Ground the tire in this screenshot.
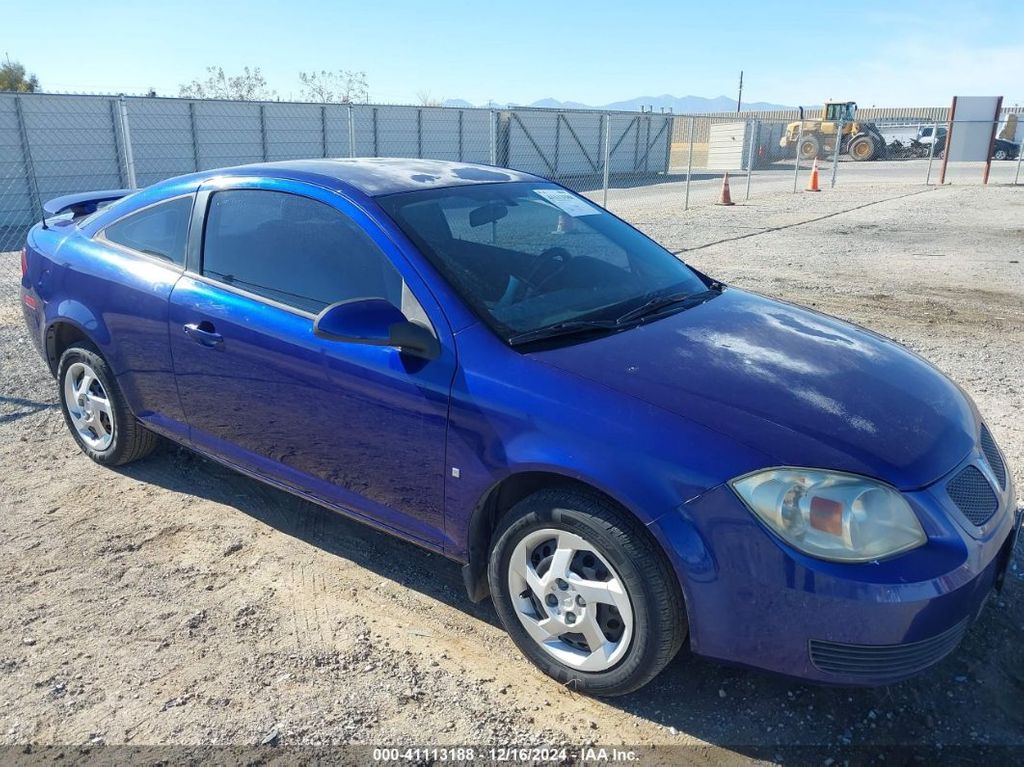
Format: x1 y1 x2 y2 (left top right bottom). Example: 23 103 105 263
993 148 1008 161
798 134 821 161
487 488 686 696
57 342 158 466
848 134 877 161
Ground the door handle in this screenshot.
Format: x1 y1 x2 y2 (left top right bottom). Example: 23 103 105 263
183 321 224 347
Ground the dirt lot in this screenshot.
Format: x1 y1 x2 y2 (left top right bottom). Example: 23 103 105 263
0 183 1021 761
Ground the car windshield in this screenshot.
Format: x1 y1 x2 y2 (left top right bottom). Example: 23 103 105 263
377 182 710 342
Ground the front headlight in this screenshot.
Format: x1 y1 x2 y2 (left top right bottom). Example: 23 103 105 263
730 468 926 562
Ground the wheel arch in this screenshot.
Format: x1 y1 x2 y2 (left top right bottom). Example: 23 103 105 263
44 314 106 377
460 469 677 605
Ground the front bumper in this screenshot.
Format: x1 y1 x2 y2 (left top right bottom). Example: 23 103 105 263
653 453 1019 685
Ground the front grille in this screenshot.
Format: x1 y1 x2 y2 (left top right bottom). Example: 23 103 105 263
947 465 999 526
809 618 969 679
980 425 1007 490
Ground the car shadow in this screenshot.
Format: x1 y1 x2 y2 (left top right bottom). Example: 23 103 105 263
116 442 503 629
116 442 1022 757
0 395 58 425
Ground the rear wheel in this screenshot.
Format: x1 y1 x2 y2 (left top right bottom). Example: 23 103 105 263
487 488 686 696
57 343 158 466
993 148 1008 161
798 134 821 161
848 134 877 161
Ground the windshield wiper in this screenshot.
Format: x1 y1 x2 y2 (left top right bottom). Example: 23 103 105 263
613 287 720 326
508 285 722 348
508 319 621 347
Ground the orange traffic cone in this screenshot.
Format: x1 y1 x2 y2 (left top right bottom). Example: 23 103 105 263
806 159 821 192
716 172 735 206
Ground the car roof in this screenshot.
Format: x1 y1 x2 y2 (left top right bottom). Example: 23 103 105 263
191 158 546 198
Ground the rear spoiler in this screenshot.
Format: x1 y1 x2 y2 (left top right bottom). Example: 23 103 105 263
42 188 133 228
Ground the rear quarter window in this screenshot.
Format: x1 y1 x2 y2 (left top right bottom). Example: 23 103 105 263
101 196 193 265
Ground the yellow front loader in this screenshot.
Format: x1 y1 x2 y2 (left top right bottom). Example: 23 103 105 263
779 102 886 161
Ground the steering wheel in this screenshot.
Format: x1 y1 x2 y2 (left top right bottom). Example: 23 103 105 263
522 247 572 294
496 247 573 307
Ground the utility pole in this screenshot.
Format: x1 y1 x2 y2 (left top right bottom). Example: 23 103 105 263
737 70 743 113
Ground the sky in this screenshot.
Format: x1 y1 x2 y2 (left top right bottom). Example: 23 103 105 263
4 0 1023 107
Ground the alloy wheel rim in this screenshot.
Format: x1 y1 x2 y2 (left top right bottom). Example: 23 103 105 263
508 528 634 672
64 361 114 451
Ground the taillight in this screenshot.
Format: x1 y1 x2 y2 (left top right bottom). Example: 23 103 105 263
20 246 28 277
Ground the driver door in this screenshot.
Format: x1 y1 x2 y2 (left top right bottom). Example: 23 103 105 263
168 179 456 546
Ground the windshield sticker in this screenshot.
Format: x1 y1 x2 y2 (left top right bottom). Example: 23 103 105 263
534 188 601 216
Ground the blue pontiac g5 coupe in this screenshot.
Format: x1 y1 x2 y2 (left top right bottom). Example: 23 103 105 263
20 159 1019 695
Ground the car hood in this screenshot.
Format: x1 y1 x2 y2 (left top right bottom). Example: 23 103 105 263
531 289 976 490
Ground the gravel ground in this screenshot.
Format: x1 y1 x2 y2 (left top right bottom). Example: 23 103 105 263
0 183 1021 762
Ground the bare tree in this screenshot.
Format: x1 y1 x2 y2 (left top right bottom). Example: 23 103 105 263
179 66 275 100
298 70 368 104
416 90 445 107
0 56 39 92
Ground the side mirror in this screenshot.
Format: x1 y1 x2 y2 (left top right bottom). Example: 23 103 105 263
313 298 440 360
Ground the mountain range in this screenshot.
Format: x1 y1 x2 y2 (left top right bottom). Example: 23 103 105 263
442 94 794 113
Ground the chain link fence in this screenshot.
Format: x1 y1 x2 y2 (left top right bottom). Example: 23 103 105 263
3 92 1023 263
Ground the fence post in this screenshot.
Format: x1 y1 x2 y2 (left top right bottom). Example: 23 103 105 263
829 119 842 189
109 99 126 188
347 104 356 158
1014 132 1023 185
372 107 379 157
259 104 268 162
554 113 561 175
14 95 42 222
684 116 694 210
745 119 757 200
489 109 497 166
458 110 464 162
644 115 652 172
189 102 201 171
321 105 328 158
792 121 804 193
925 122 938 185
602 114 611 208
416 108 423 159
117 95 138 190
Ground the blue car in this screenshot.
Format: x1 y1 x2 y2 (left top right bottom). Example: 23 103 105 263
19 159 1019 695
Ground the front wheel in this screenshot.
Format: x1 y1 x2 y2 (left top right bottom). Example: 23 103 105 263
487 489 686 696
993 148 1008 161
848 134 877 161
57 343 158 466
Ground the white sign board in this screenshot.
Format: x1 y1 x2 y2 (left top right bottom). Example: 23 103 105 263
945 96 1001 162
